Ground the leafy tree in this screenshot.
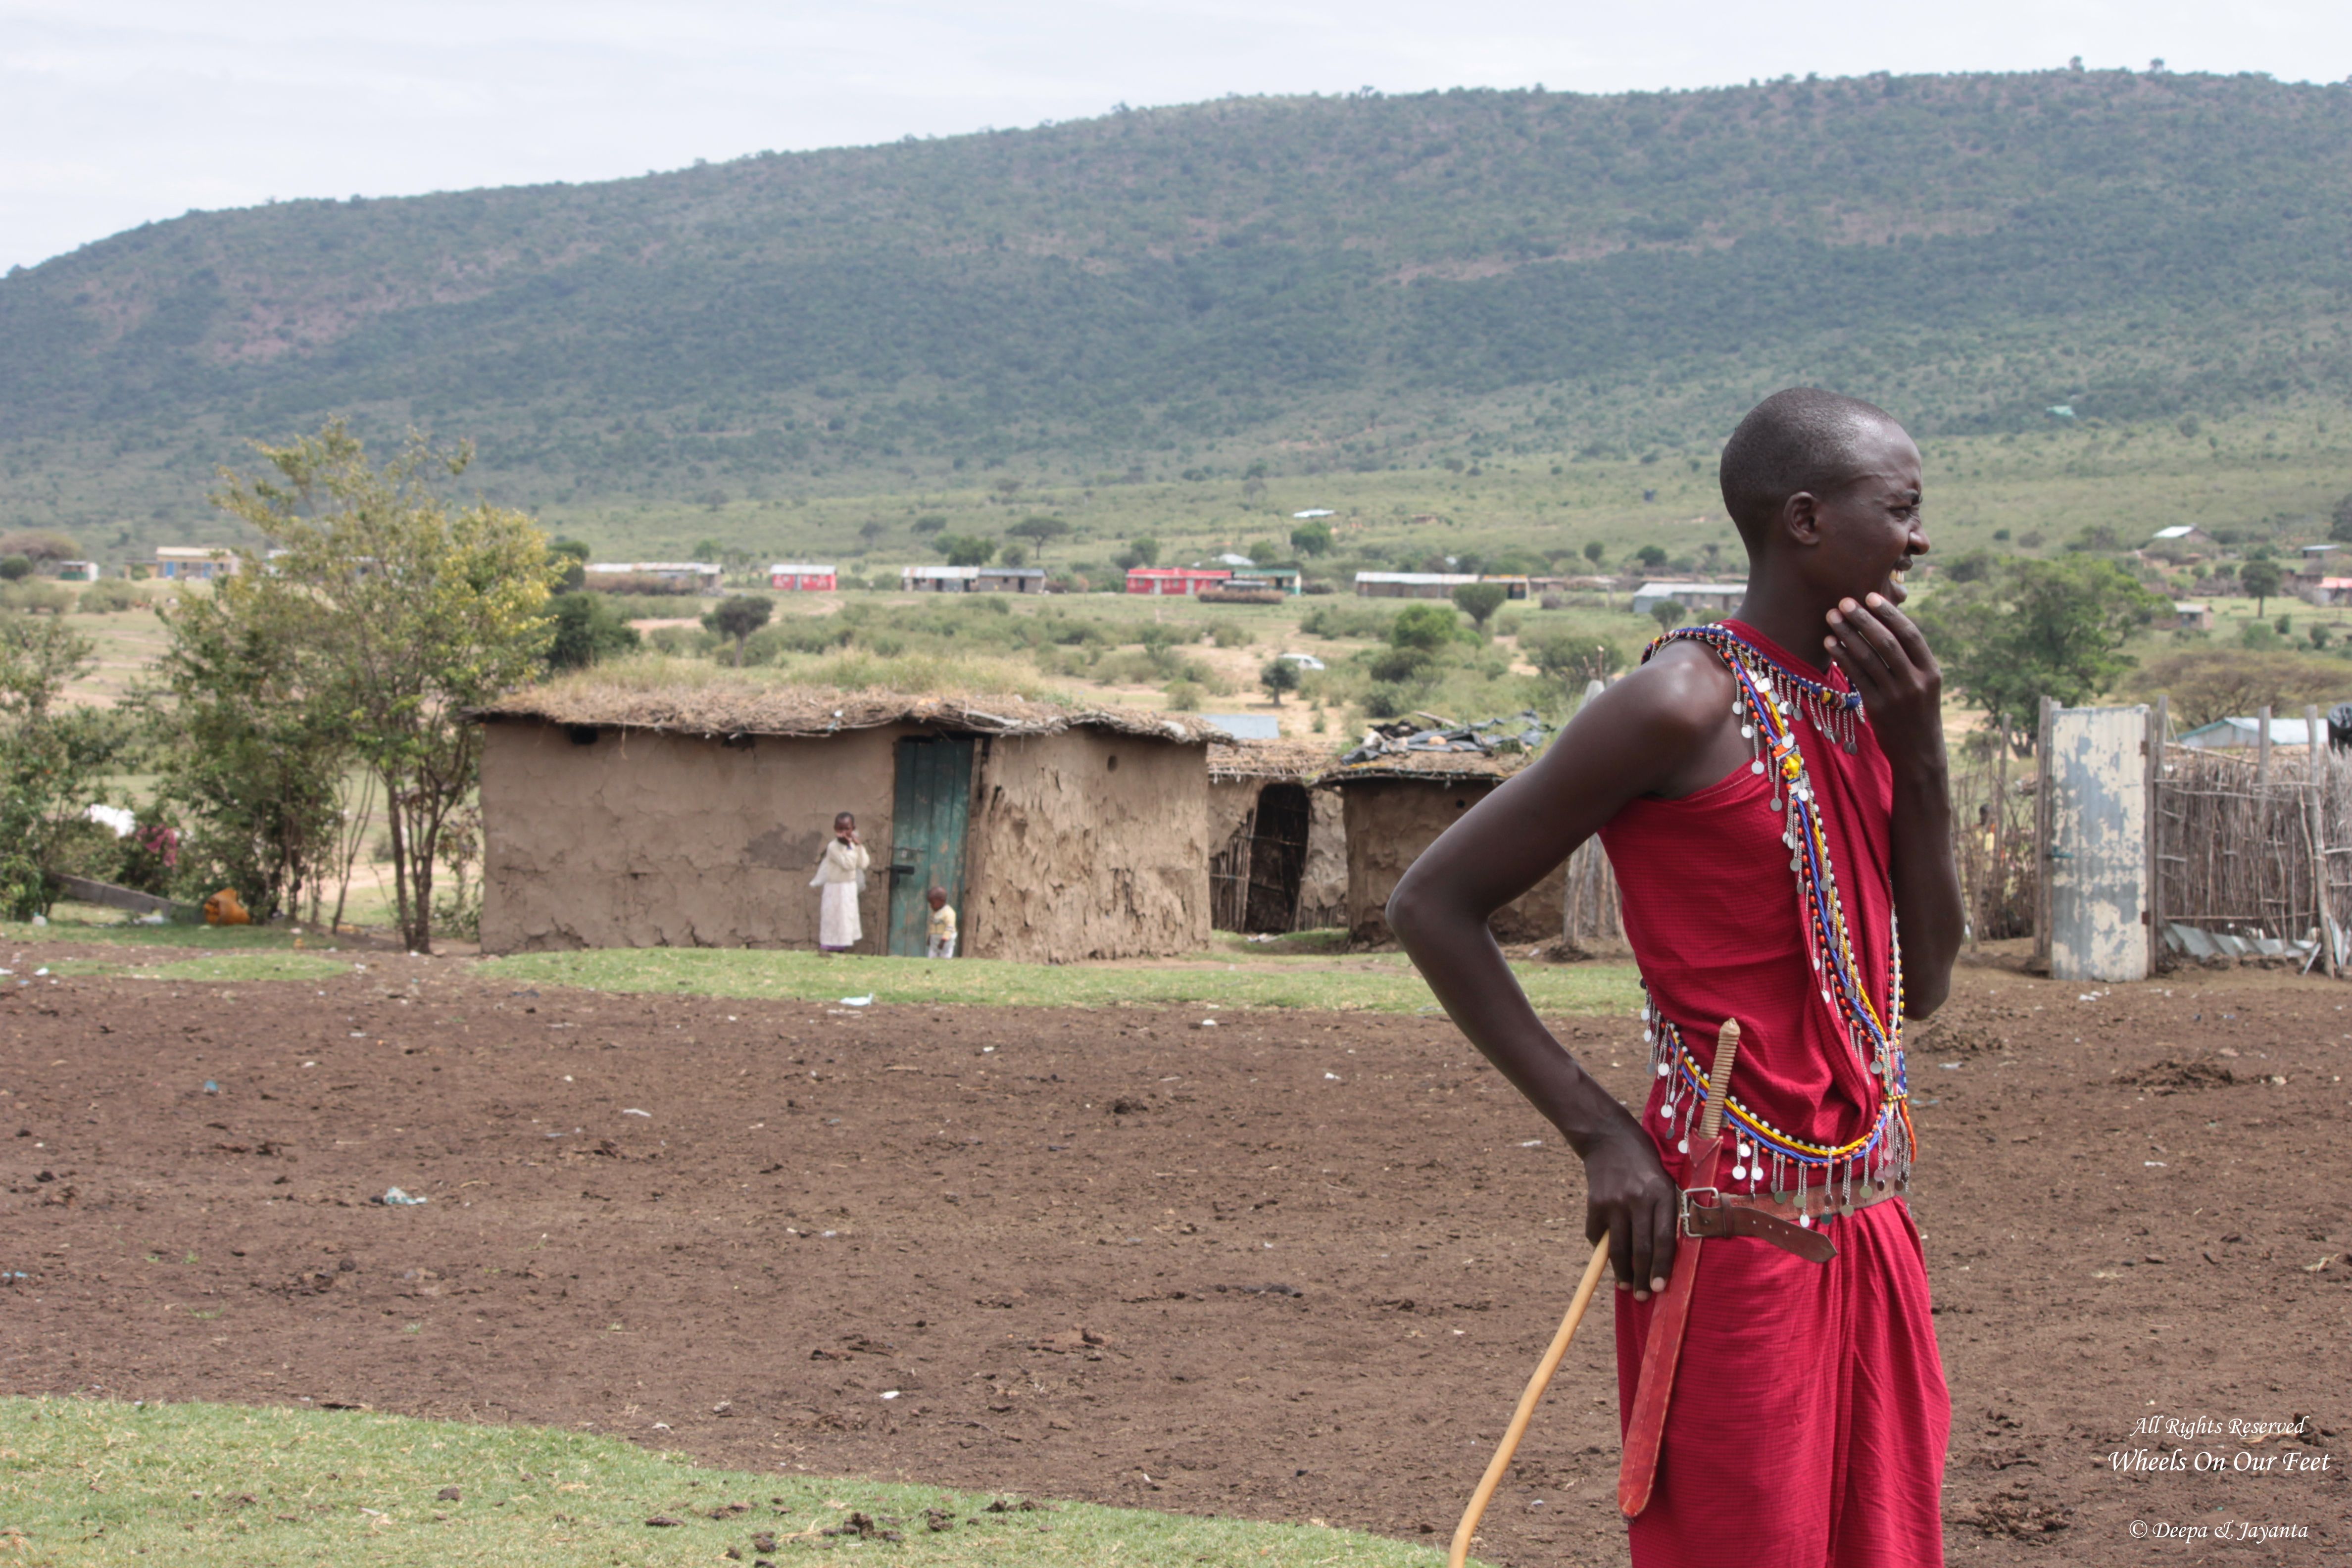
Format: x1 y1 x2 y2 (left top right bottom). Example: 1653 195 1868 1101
912 514 948 536
152 582 351 923
1290 519 1333 557
2127 650 2351 727
1259 655 1301 704
999 542 1030 568
2330 492 2352 545
1918 555 2164 742
2239 557 2283 615
0 530 79 565
1583 541 1608 566
690 537 724 560
0 556 30 583
1007 515 1073 559
701 594 773 666
1451 581 1508 630
857 518 888 548
1114 536 1161 570
1635 544 1668 570
1649 599 1687 632
547 591 643 670
938 534 998 567
210 419 561 953
0 618 125 918
548 536 591 590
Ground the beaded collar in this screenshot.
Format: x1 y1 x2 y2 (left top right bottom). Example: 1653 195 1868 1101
1632 622 1914 1221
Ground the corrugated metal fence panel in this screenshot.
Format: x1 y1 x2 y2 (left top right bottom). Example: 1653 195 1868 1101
2048 704 2150 982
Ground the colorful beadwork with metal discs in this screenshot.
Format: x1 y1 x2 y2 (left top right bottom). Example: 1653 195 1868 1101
1634 623 1916 1218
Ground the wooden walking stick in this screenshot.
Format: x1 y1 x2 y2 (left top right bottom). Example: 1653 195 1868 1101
1446 1234 1611 1568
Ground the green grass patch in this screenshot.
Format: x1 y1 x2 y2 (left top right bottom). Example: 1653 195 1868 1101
475 945 1640 1017
0 1396 1462 1567
43 952 355 984
0 909 305 950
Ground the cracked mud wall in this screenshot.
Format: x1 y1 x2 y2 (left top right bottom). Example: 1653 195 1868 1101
963 732 1209 962
1298 789 1348 931
479 721 898 954
1338 777 1564 946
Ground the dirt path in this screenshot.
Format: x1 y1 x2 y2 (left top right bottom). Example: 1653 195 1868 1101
0 957 2344 1564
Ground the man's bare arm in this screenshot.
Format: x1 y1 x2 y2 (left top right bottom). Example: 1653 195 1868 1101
1823 593 1962 1017
1386 649 1736 1298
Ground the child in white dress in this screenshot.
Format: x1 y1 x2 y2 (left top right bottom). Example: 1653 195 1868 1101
810 812 869 953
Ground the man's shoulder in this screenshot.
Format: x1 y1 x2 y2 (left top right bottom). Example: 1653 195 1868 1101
1601 640 1739 740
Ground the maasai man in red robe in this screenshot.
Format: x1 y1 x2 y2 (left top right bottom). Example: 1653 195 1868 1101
1391 388 1962 1567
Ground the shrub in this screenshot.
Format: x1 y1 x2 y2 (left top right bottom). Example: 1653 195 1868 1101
77 579 141 613
0 581 74 614
1367 645 1432 684
545 592 642 670
1390 602 1463 652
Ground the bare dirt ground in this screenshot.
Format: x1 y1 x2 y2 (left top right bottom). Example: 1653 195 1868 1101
1 952 2345 1565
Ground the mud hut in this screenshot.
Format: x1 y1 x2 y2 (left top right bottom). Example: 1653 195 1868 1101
474 684 1225 962
1320 750 1565 946
1206 738 1348 933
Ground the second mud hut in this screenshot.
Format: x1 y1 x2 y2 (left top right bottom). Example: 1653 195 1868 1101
1207 738 1348 933
1321 749 1566 946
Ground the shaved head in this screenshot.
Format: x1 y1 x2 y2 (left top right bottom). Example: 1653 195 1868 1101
1719 388 1907 548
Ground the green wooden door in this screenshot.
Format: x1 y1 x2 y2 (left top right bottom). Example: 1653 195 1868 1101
886 735 976 956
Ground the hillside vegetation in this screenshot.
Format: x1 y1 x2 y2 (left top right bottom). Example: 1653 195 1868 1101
3 68 2351 553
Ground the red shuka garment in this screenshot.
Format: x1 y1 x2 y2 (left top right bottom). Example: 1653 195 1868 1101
1598 619 1951 1568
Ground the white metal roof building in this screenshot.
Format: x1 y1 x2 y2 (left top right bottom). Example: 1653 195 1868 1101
2176 716 2319 749
1629 580 1746 616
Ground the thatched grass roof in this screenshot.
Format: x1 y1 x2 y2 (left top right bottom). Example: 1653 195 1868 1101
1318 748 1528 784
1207 737 1346 781
479 670 1227 744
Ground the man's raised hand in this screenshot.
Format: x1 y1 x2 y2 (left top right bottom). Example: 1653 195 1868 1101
1823 593 1942 763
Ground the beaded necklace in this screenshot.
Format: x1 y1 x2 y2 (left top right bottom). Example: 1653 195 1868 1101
1633 622 1916 1221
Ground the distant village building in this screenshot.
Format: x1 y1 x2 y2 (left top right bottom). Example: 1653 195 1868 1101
2147 525 2213 548
475 689 1226 961
768 563 837 591
1225 567 1304 596
587 561 723 592
1353 571 1477 599
2313 580 2352 608
2164 600 2214 630
53 560 101 582
1351 572 1532 600
153 546 240 581
1630 581 1746 617
902 564 1045 593
2177 715 2320 750
1127 567 1231 596
1319 750 1566 945
903 565 979 592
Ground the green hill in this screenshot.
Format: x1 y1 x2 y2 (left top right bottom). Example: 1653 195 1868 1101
4 67 2351 551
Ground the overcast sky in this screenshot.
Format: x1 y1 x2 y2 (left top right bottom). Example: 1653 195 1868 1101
6 0 2350 272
